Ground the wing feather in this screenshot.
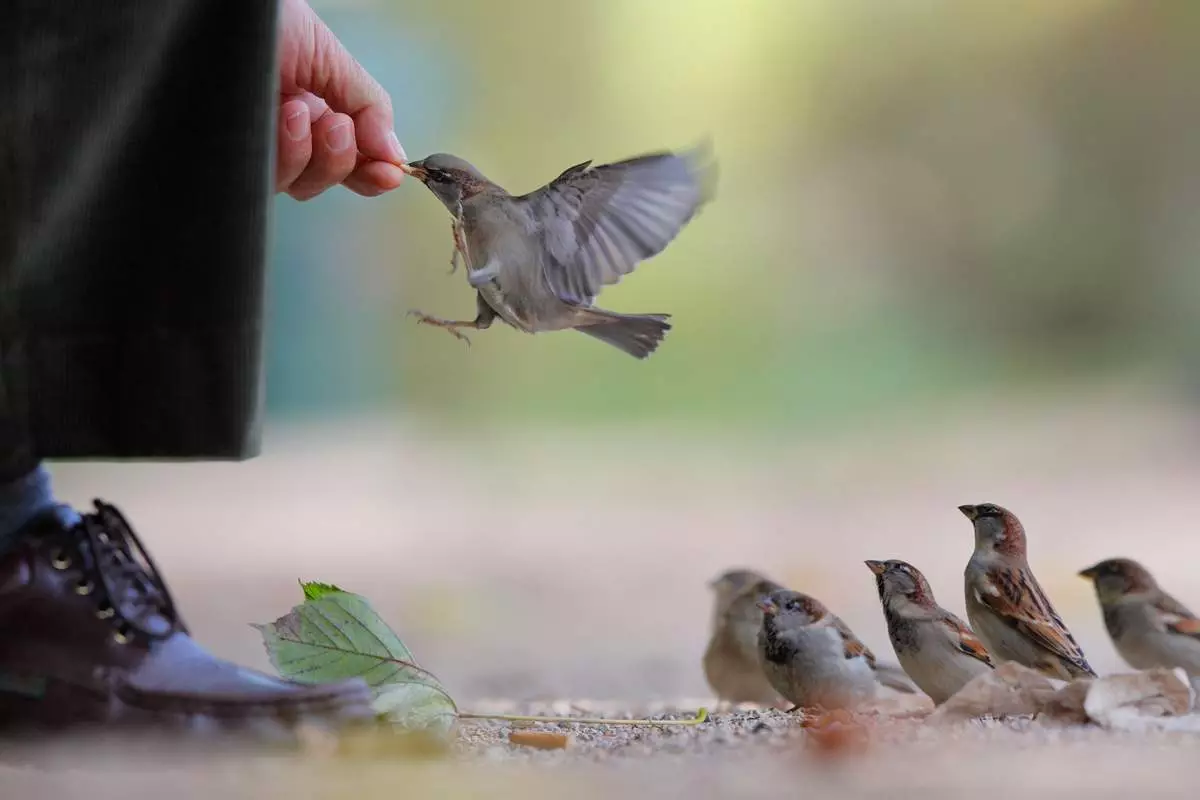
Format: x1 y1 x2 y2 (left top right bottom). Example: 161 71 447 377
1153 592 1200 639
978 568 1094 674
937 614 995 667
516 148 714 305
829 614 877 668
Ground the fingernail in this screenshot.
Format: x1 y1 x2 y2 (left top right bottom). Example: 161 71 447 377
328 121 353 152
387 131 407 162
285 106 309 141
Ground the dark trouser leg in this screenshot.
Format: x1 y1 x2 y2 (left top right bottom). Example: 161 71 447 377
1 0 277 460
0 1 374 736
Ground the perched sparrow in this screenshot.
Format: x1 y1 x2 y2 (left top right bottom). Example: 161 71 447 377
1079 558 1200 678
702 569 786 705
959 503 1096 680
865 559 994 704
400 147 713 359
756 589 919 711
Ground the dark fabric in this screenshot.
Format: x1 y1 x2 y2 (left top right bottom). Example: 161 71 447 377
0 0 281 472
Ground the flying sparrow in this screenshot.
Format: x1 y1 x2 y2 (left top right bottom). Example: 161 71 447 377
756 589 919 711
702 569 786 706
1079 558 1200 678
865 559 994 704
959 503 1096 680
399 147 714 359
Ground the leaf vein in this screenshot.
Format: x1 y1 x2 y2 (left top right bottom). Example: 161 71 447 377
329 596 405 658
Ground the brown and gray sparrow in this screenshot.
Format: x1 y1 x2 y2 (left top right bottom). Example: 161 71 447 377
702 569 785 705
866 559 994 704
960 503 1096 680
1079 558 1200 678
757 589 919 711
400 148 713 358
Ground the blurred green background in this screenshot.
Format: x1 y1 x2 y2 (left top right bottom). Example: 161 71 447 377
265 0 1200 435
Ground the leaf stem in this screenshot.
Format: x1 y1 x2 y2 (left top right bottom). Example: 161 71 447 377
457 707 709 726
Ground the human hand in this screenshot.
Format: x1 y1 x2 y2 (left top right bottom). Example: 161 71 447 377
274 0 406 200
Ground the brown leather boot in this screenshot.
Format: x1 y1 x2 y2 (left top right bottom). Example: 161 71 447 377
0 500 374 738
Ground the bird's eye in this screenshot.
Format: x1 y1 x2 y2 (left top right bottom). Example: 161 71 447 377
430 169 452 183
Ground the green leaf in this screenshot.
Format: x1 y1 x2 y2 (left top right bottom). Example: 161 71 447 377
254 585 457 738
300 580 346 601
371 683 458 739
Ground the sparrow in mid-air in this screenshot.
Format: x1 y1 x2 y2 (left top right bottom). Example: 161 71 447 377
865 559 994 704
400 147 714 359
959 503 1096 680
1079 558 1200 678
702 569 786 706
756 589 920 711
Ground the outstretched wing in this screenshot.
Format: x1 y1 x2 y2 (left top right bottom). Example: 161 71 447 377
515 148 713 305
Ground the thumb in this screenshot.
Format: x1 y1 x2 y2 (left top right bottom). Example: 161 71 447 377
291 2 406 165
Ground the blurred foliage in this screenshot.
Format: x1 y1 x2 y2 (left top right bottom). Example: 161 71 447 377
267 0 1200 431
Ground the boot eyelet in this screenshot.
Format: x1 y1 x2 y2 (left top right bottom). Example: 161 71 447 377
96 605 115 619
75 580 94 596
50 551 71 570
113 629 131 645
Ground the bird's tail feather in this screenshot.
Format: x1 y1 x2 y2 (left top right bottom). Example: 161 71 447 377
574 310 672 359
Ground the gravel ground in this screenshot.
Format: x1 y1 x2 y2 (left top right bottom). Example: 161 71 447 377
7 702 1200 799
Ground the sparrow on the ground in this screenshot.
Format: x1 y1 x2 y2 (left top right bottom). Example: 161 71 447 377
702 569 786 705
756 589 919 711
865 559 994 704
400 147 714 359
1079 558 1200 678
959 503 1096 680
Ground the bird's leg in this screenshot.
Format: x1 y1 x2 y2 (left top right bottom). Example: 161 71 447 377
447 201 469 275
407 293 496 346
448 220 464 275
466 257 500 289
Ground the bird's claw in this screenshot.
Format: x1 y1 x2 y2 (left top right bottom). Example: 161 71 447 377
406 309 473 347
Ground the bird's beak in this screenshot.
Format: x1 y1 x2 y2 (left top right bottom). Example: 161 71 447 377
1078 565 1099 581
957 504 979 521
756 597 778 616
399 161 428 181
864 560 886 576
